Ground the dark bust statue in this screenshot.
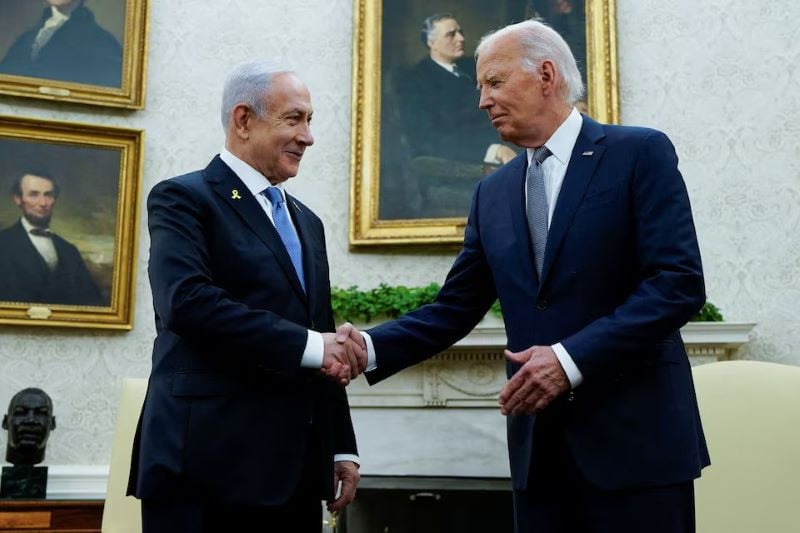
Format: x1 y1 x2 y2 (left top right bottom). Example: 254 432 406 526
2 388 56 466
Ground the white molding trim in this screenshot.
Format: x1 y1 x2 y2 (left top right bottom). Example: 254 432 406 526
451 318 756 353
45 465 109 500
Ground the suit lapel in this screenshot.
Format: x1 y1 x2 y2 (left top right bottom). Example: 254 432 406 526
503 155 540 291
286 194 317 313
205 156 308 303
540 117 606 286
10 222 51 279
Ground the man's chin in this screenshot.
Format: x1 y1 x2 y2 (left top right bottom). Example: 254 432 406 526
23 214 51 228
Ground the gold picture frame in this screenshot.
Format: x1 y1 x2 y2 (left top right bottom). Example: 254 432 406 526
0 115 143 329
0 0 149 109
350 0 619 247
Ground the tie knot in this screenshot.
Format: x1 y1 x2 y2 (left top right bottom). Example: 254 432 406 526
264 186 284 206
533 146 551 164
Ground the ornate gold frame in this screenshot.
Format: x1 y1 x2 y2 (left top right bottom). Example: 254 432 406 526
0 115 143 329
0 0 149 109
349 0 618 247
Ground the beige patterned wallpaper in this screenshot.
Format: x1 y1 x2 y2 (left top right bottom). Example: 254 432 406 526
0 0 797 465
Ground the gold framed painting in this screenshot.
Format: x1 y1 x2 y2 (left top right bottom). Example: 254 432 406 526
0 115 143 329
350 0 618 247
0 0 149 109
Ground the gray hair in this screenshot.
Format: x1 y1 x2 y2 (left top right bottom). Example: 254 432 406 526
420 13 455 47
220 60 293 130
476 19 584 106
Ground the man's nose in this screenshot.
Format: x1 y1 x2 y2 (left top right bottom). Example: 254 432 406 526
298 126 314 146
478 88 491 109
298 125 314 146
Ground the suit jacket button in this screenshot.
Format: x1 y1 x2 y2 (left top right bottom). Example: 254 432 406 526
536 299 548 310
567 392 575 402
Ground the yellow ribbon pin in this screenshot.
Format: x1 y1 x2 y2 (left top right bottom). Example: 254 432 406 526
231 189 241 200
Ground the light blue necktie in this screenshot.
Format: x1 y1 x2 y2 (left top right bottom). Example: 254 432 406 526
264 187 305 292
526 146 552 279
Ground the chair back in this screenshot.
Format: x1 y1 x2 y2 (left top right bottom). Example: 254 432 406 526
101 378 147 533
693 361 800 532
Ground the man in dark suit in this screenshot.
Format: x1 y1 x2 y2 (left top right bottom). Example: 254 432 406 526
127 60 365 532
0 171 103 306
0 0 122 87
398 13 514 166
357 20 708 532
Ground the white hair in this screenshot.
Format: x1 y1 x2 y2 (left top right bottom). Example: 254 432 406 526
220 60 293 130
476 19 584 106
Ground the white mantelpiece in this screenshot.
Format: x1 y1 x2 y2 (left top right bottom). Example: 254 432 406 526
347 320 755 478
346 320 756 408
46 322 756 494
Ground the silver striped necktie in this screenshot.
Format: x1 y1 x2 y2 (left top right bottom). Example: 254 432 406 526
526 146 552 279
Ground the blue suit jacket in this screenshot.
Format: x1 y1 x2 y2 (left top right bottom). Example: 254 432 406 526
128 156 357 505
366 116 709 490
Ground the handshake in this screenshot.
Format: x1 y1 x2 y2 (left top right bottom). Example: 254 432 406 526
320 322 367 386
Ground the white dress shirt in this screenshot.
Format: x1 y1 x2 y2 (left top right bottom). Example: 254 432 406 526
21 216 58 270
219 149 358 465
364 108 585 389
524 107 584 389
32 7 70 60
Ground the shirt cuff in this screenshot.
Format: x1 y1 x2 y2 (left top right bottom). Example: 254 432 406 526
552 342 583 389
301 330 324 368
334 454 360 467
361 331 377 371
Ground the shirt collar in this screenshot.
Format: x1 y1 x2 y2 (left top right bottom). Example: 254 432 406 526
431 58 457 74
47 6 71 25
20 216 49 234
527 107 583 166
219 148 285 200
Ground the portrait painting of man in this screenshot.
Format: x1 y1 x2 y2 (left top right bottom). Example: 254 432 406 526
377 0 587 221
0 138 120 308
0 0 125 88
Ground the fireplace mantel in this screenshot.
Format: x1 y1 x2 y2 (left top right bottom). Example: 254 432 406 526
346 320 755 408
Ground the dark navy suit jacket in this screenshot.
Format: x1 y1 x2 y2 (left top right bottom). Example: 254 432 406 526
0 6 122 87
366 116 709 491
397 57 501 162
128 156 357 505
0 221 103 306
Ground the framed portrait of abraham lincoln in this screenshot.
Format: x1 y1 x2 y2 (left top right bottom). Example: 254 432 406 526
0 116 143 330
0 0 149 109
349 0 618 247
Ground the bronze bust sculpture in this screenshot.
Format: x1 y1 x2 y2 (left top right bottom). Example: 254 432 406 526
2 388 56 466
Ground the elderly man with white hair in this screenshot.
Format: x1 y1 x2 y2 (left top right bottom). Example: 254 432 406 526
359 19 708 533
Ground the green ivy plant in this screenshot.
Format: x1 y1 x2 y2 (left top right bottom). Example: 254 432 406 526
332 283 724 324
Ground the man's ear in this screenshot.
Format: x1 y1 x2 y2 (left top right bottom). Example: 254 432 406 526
2 414 8 430
12 195 22 208
539 60 558 95
230 104 253 140
50 416 56 430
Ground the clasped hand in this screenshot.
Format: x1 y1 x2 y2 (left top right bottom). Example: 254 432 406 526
498 345 569 416
321 322 366 386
